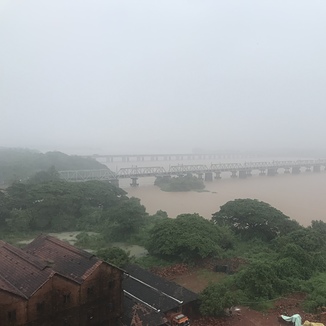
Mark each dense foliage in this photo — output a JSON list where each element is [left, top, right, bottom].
[[1, 178, 147, 242], [0, 148, 107, 185], [96, 247, 131, 268], [154, 174, 205, 192], [146, 213, 234, 262], [212, 199, 301, 241], [200, 281, 239, 316]]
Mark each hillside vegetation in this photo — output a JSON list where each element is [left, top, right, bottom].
[[0, 148, 107, 185]]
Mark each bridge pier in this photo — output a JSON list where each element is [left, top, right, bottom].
[[267, 168, 277, 176], [239, 170, 247, 179], [197, 173, 203, 180], [215, 172, 221, 179], [292, 166, 300, 174], [313, 165, 321, 173], [205, 172, 213, 181], [259, 169, 266, 176], [246, 170, 252, 177], [284, 168, 290, 174], [130, 177, 139, 187], [305, 166, 311, 172], [231, 171, 237, 178]]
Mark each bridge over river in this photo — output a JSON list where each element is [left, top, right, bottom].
[[58, 159, 326, 186]]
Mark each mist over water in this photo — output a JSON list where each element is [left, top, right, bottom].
[[104, 158, 326, 226]]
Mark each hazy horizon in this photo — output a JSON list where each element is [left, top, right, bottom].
[[1, 1, 326, 155]]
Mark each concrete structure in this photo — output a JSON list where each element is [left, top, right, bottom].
[[58, 159, 326, 186]]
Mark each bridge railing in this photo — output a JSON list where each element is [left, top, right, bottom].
[[58, 169, 117, 181], [168, 164, 209, 173], [58, 159, 326, 182], [117, 166, 167, 178]]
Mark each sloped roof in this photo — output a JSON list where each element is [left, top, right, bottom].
[[24, 235, 102, 283], [122, 295, 166, 326], [123, 264, 198, 313], [0, 240, 53, 299]]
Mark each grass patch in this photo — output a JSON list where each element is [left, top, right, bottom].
[[197, 269, 227, 283]]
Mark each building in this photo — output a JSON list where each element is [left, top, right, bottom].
[[122, 264, 198, 326], [0, 235, 123, 326]]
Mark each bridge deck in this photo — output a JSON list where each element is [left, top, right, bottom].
[[58, 159, 326, 182]]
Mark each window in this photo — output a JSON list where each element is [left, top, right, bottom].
[[37, 301, 45, 314], [108, 280, 115, 290], [87, 286, 94, 297], [8, 310, 16, 322], [108, 303, 114, 312], [63, 293, 71, 304]]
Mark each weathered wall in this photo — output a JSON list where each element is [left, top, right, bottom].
[[0, 291, 27, 326], [0, 262, 123, 326], [79, 262, 123, 326]]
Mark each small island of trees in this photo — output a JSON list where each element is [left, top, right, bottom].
[[154, 174, 205, 192]]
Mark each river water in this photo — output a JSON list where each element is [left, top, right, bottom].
[[103, 158, 326, 227]]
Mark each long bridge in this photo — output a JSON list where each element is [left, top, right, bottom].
[[58, 159, 326, 186], [90, 152, 260, 163]]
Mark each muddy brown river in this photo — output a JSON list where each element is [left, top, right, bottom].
[[102, 157, 326, 227], [123, 171, 326, 227]]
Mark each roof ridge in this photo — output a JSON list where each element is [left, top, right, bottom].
[[3, 242, 48, 270], [44, 235, 96, 260]]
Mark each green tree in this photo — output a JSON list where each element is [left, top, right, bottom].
[[4, 179, 128, 232], [6, 182, 31, 210], [78, 180, 127, 209], [310, 220, 326, 236], [152, 210, 168, 219], [96, 247, 131, 268], [302, 273, 326, 312], [235, 261, 285, 300], [200, 282, 239, 316], [275, 228, 325, 253], [27, 181, 81, 230], [154, 174, 205, 192], [213, 199, 300, 241], [28, 166, 60, 184], [104, 197, 147, 240], [0, 191, 10, 226], [6, 208, 33, 232], [146, 213, 233, 262]]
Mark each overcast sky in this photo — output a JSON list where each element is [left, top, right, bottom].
[[1, 0, 326, 155]]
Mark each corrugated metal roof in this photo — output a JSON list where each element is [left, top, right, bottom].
[[24, 235, 101, 283], [0, 241, 53, 299], [123, 264, 198, 313]]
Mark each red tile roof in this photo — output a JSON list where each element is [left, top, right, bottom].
[[0, 241, 54, 299], [24, 235, 102, 283]]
